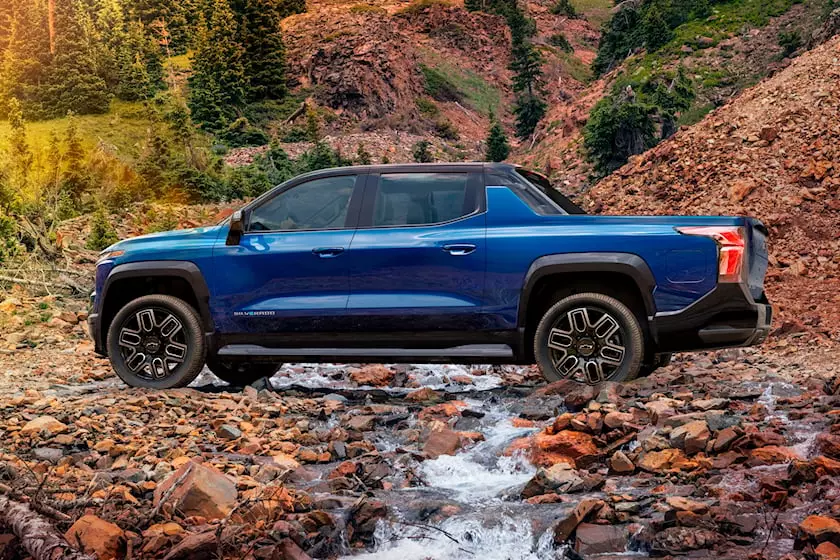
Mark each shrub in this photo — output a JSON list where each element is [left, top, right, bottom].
[[550, 0, 577, 18], [413, 140, 434, 162], [778, 30, 802, 57], [434, 119, 460, 140], [86, 207, 119, 251], [549, 33, 573, 52], [416, 97, 440, 117], [349, 3, 387, 14], [0, 214, 20, 263], [485, 120, 510, 162], [219, 117, 271, 147]]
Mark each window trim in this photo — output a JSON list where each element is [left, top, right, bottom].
[[356, 171, 485, 230], [243, 173, 366, 234]]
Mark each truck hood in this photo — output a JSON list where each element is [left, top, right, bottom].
[[106, 225, 225, 253]]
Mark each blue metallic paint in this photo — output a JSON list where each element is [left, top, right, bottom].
[[96, 176, 758, 345]]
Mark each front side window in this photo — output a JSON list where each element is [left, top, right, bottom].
[[248, 175, 356, 231], [372, 173, 471, 227]]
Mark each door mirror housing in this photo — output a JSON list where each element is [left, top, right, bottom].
[[226, 210, 244, 245]]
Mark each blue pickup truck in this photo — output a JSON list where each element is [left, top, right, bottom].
[[88, 163, 771, 388]]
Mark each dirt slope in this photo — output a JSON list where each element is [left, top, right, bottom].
[[584, 35, 840, 338]]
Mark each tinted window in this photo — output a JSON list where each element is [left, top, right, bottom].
[[487, 171, 564, 215], [248, 175, 356, 231], [516, 169, 585, 215], [372, 173, 471, 226]]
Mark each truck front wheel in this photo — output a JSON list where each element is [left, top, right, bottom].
[[534, 292, 644, 385], [106, 294, 206, 389]]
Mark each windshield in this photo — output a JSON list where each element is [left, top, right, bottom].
[[516, 169, 586, 215]]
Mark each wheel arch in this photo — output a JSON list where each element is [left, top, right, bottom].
[[99, 261, 213, 353], [517, 253, 657, 361]]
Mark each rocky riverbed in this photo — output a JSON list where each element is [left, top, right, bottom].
[[1, 337, 840, 560]]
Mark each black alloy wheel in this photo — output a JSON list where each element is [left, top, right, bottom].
[[534, 292, 643, 384]]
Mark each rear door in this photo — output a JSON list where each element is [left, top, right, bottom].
[[346, 171, 487, 334], [212, 172, 365, 336]]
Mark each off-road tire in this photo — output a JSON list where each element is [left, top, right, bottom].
[[107, 294, 206, 389], [205, 355, 279, 386], [534, 292, 644, 384]]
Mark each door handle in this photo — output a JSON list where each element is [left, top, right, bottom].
[[442, 244, 476, 256], [312, 247, 345, 258]]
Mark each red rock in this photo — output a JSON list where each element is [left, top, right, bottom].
[[153, 461, 237, 521], [554, 499, 605, 543], [604, 411, 634, 429], [575, 523, 627, 555], [814, 456, 840, 476], [275, 538, 313, 560], [417, 401, 465, 420], [638, 449, 690, 472], [536, 381, 597, 410], [508, 430, 599, 468], [609, 450, 635, 474], [818, 434, 840, 459], [423, 429, 461, 459], [405, 387, 440, 402], [670, 420, 710, 455], [799, 515, 840, 544], [20, 416, 68, 436], [815, 541, 840, 559], [64, 515, 125, 560], [666, 496, 709, 514], [349, 365, 394, 386], [747, 446, 800, 466], [162, 531, 216, 560]]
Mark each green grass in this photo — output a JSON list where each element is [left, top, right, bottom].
[[166, 52, 192, 71], [349, 3, 387, 14], [397, 0, 451, 15], [418, 51, 503, 116], [0, 100, 150, 160], [570, 0, 614, 28]]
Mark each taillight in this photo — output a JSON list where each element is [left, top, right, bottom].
[[677, 226, 746, 283]]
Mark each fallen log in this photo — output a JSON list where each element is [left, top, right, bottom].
[[0, 495, 94, 560]]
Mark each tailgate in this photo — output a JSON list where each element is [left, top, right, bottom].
[[745, 218, 769, 301]]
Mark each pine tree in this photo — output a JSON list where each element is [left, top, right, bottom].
[[276, 0, 307, 18], [188, 0, 248, 128], [86, 206, 119, 250], [61, 116, 89, 202], [240, 0, 287, 100], [355, 143, 372, 165], [95, 0, 126, 92], [117, 20, 165, 101], [0, 0, 51, 115], [509, 41, 546, 139], [44, 0, 110, 116], [485, 119, 510, 162], [464, 0, 483, 12], [7, 98, 33, 188], [642, 3, 672, 51]]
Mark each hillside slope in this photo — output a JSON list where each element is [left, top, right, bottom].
[[584, 35, 840, 338]]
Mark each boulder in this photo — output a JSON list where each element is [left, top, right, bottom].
[[20, 416, 68, 437], [799, 515, 840, 547], [817, 434, 840, 459], [553, 498, 605, 543], [747, 446, 800, 466], [666, 496, 709, 514], [670, 420, 710, 455], [527, 430, 599, 468], [423, 429, 461, 459], [604, 411, 634, 430], [638, 449, 689, 472], [575, 523, 627, 556], [815, 542, 840, 559], [347, 415, 377, 431], [609, 450, 635, 474], [522, 463, 585, 498], [349, 365, 394, 386], [65, 515, 125, 560], [536, 381, 597, 410], [154, 461, 237, 521]]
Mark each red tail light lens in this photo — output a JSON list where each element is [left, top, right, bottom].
[[676, 226, 746, 283]]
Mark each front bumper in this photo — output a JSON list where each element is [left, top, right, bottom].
[[88, 312, 106, 356], [651, 283, 772, 353]]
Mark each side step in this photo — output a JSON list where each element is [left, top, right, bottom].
[[216, 344, 515, 364]]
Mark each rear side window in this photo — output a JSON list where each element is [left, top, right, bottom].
[[372, 173, 472, 226], [248, 175, 356, 231], [487, 170, 585, 215]]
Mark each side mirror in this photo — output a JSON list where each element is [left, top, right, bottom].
[[226, 210, 244, 246]]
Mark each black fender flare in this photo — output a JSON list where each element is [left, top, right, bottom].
[[100, 261, 214, 332], [517, 252, 657, 329]]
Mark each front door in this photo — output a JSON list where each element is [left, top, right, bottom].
[[212, 173, 365, 337], [346, 171, 487, 335]]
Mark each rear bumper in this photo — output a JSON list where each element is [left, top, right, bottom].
[[652, 283, 772, 352]]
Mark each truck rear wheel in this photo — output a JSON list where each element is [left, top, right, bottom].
[[534, 292, 644, 385], [107, 295, 206, 389], [205, 355, 279, 387]]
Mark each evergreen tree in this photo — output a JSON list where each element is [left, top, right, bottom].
[[95, 0, 126, 92], [44, 0, 110, 116], [485, 119, 510, 162], [464, 0, 483, 11], [0, 0, 51, 115], [7, 98, 33, 188], [240, 0, 288, 100], [117, 20, 165, 101], [412, 140, 433, 163], [642, 3, 672, 51], [509, 41, 546, 139], [86, 206, 118, 250], [188, 0, 248, 128], [549, 0, 577, 18], [61, 116, 89, 202], [355, 143, 372, 165], [275, 0, 307, 18]]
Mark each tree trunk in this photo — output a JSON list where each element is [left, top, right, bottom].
[[48, 0, 56, 54], [0, 496, 95, 560]]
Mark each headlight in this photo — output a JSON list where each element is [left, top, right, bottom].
[[97, 250, 124, 263]]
